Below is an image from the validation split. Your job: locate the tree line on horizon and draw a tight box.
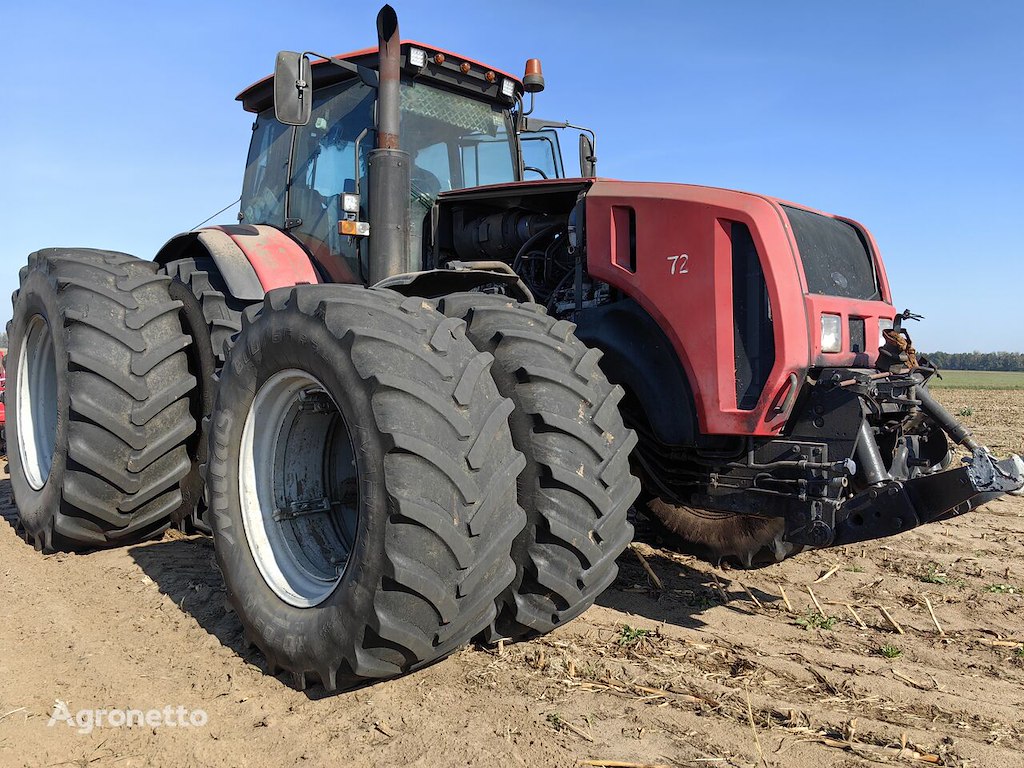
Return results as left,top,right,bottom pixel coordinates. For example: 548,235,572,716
924,351,1024,372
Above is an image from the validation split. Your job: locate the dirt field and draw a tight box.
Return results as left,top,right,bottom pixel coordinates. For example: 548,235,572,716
1,388,1023,768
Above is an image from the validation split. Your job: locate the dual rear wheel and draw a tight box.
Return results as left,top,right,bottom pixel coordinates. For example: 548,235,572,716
7,249,198,550
7,250,639,690
208,287,639,689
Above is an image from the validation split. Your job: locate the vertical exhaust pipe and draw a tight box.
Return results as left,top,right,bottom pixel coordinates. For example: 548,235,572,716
375,4,401,151
368,4,412,284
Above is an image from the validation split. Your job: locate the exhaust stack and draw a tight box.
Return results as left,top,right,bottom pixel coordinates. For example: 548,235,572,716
368,4,412,284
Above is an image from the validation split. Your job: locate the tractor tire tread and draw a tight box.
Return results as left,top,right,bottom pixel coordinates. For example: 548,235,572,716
436,293,639,641
8,247,197,549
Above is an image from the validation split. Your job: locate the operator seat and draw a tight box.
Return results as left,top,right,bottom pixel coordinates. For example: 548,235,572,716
411,164,442,201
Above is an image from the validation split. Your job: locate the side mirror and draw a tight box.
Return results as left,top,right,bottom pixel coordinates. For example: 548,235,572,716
579,133,596,177
274,51,313,126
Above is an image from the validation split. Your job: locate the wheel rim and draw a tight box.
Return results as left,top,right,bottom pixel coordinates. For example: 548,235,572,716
17,315,59,491
238,369,360,608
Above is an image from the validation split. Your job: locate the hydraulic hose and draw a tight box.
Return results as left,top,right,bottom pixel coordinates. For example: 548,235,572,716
915,385,981,451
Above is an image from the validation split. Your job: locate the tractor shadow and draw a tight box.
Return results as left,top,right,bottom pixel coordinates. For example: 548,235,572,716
127,536,246,652
0,462,779,698
0,471,321,693
596,511,783,627
128,535,368,700
129,527,741,694
129,536,360,699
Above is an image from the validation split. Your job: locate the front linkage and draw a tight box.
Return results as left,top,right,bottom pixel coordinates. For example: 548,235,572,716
786,365,1024,548
829,445,1024,546
689,320,1024,550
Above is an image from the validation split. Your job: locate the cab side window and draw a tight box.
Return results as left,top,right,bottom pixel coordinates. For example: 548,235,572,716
520,129,564,179
240,113,290,227
461,135,516,187
288,81,375,282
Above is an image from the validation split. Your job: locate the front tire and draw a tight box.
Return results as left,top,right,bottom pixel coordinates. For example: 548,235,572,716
208,285,526,690
437,294,640,641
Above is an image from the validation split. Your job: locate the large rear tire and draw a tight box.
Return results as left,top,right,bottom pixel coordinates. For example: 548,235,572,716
207,285,526,690
163,256,248,365
437,294,640,640
162,256,255,530
6,249,197,551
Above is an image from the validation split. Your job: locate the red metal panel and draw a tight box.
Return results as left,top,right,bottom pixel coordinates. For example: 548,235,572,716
585,181,897,437
804,294,895,366
206,225,319,292
773,202,896,366
586,182,805,436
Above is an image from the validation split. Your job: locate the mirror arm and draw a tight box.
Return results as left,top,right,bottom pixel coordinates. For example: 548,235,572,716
522,118,597,155
301,51,380,88
576,124,597,159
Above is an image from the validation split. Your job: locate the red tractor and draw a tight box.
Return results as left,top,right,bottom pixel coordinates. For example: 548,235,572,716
7,6,1022,690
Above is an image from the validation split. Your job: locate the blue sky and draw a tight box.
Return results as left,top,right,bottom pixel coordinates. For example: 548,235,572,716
2,0,1021,352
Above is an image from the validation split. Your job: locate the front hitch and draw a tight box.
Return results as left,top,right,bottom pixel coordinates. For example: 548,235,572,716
966,448,1024,494
831,449,1024,546
824,316,1024,546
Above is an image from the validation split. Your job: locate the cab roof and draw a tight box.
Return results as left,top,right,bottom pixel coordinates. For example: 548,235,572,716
237,40,524,114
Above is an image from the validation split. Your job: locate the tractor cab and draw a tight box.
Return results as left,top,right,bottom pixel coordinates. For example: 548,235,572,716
236,41,593,284
238,42,525,283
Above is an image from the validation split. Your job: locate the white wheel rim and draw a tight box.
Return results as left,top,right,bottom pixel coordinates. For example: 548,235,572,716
17,315,59,491
238,369,360,608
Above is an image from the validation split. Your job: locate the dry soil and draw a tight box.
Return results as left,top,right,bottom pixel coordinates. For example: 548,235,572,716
1,388,1023,768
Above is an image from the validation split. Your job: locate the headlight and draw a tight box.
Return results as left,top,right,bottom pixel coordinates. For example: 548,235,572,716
820,313,842,353
878,318,894,348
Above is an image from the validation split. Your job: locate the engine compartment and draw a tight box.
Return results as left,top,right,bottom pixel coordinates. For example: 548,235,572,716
431,181,611,318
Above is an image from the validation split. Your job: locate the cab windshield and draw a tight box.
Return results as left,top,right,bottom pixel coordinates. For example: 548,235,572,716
400,80,517,260
401,79,517,197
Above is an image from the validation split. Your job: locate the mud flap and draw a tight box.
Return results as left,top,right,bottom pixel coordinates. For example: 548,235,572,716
832,450,1024,546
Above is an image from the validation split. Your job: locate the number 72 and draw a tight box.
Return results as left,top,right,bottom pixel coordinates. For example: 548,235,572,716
667,254,689,275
